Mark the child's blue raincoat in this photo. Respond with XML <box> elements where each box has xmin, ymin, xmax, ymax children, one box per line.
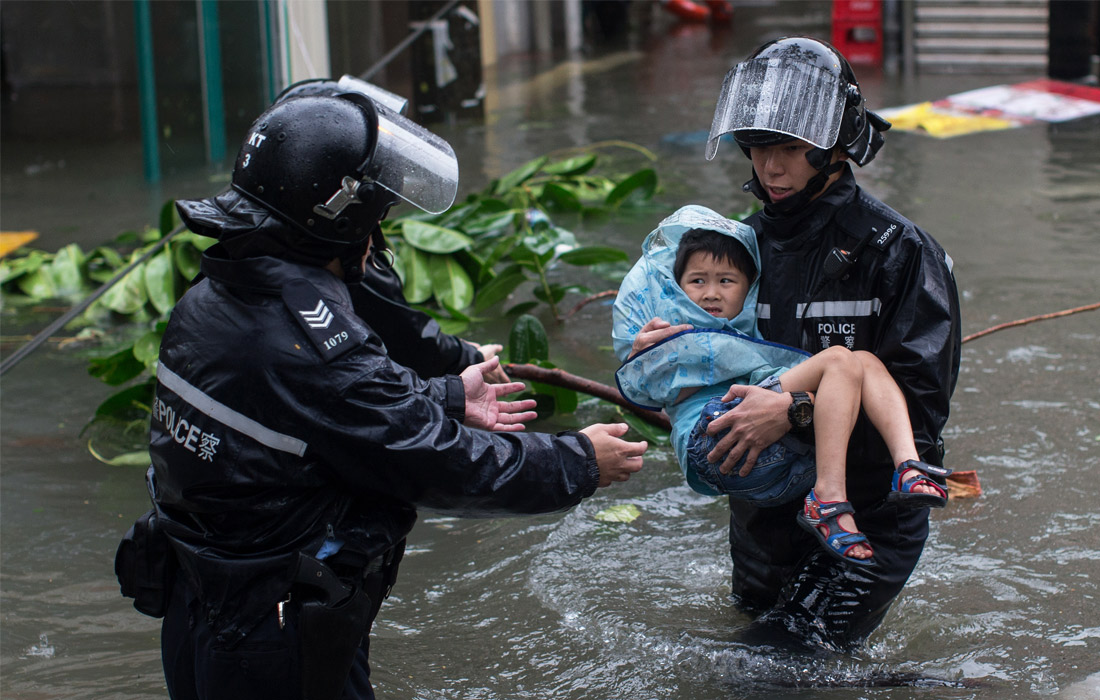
<box><xmin>611</xmin><ymin>205</ymin><xmax>810</xmax><ymax>495</ymax></box>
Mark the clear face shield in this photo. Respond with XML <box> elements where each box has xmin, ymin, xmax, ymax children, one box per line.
<box><xmin>314</xmin><ymin>98</ymin><xmax>460</xmax><ymax>220</ymax></box>
<box><xmin>706</xmin><ymin>57</ymin><xmax>847</xmax><ymax>160</ymax></box>
<box><xmin>367</xmin><ymin>101</ymin><xmax>459</xmax><ymax>214</ymax></box>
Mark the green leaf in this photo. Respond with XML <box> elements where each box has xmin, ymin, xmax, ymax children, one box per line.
<box><xmin>429</xmin><ymin>254</ymin><xmax>474</xmax><ymax>310</ymax></box>
<box><xmin>606</xmin><ymin>168</ymin><xmax>658</xmax><ymax>207</ymax></box>
<box><xmin>16</xmin><ymin>266</ymin><xmax>58</xmax><ymax>299</ymax></box>
<box><xmin>439</xmin><ymin>300</ymin><xmax>472</xmax><ymax>323</ymax></box>
<box><xmin>532</xmin><ymin>364</ymin><xmax>579</xmax><ymax>414</ymax></box>
<box><xmin>144</xmin><ymin>247</ymin><xmax>177</xmax><ymax>315</ymax></box>
<box><xmin>532</xmin><ymin>283</ymin><xmax>567</xmax><ymax>305</ymax></box>
<box><xmin>400</xmin><ymin>245</ymin><xmax>434</xmax><ymax>304</ymax></box>
<box><xmin>557</xmin><ymin>245</ymin><xmax>629</xmax><ymax>266</ymax></box>
<box><xmin>88</xmin><ymin>347</ymin><xmax>145</xmax><ymax>386</ymax></box>
<box><xmin>481</xmin><ymin>235</ymin><xmax>517</xmax><ymax>274</ymax></box>
<box><xmin>98</xmin><ymin>258</ymin><xmax>148</xmax><ymax>315</ymax></box>
<box><xmin>462</xmin><ymin>209</ymin><xmax>517</xmax><ymax>237</ymax></box>
<box><xmin>88</xmin><ymin>448</ymin><xmax>153</xmax><ymax>467</ymax></box>
<box><xmin>506</xmin><ymin>301</ymin><xmax>539</xmax><ymax>316</ymax></box>
<box><xmin>435</xmin><ymin>317</ymin><xmax>469</xmax><ymax>336</ymax></box>
<box><xmin>172</xmin><ymin>234</ymin><xmax>210</xmax><ymax>282</ymax></box>
<box><xmin>87</xmin><ymin>246</ymin><xmax>125</xmax><ymax>283</ymax></box>
<box><xmin>402</xmin><ymin>220</ymin><xmax>474</xmax><ymax>254</ymax></box>
<box><xmin>94</xmin><ymin>381</ymin><xmax>155</xmax><ymax>419</ymax></box>
<box><xmin>542</xmin><ymin>154</ymin><xmax>597</xmax><ymax>176</ymax></box>
<box><xmin>473</xmin><ymin>267</ymin><xmax>527</xmax><ymax>312</ymax></box>
<box><xmin>1</xmin><ymin>250</ymin><xmax>47</xmax><ymax>285</ymax></box>
<box><xmin>508</xmin><ymin>314</ymin><xmax>549</xmax><ymax>364</ymax></box>
<box><xmin>159</xmin><ymin>200</ymin><xmax>179</xmax><ymax>239</ymax></box>
<box><xmin>132</xmin><ymin>329</ymin><xmax>163</xmax><ymax>370</ymax></box>
<box><xmin>493</xmin><ymin>156</ymin><xmax>548</xmax><ymax>196</ymax></box>
<box><xmin>539</xmin><ymin>183</ymin><xmax>583</xmax><ymax>211</ymax></box>
<box><xmin>415</xmin><ymin>304</ymin><xmax>471</xmax><ymax>336</ymax></box>
<box><xmin>50</xmin><ymin>244</ymin><xmax>87</xmax><ymax>296</ymax></box>
<box><xmin>594</xmin><ymin>504</ymin><xmax>642</xmax><ymax>523</ymax></box>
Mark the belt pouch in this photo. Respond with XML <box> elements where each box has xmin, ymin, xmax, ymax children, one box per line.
<box><xmin>114</xmin><ymin>506</ymin><xmax>176</xmax><ymax>618</ymax></box>
<box><xmin>298</xmin><ymin>581</ymin><xmax>372</xmax><ymax>700</ymax></box>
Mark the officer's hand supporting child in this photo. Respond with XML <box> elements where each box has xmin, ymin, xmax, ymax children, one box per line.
<box><xmin>706</xmin><ymin>384</ymin><xmax>792</xmax><ymax>477</ymax></box>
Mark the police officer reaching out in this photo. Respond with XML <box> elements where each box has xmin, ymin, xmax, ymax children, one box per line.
<box><xmin>139</xmin><ymin>92</ymin><xmax>646</xmax><ymax>699</ymax></box>
<box><xmin>643</xmin><ymin>37</ymin><xmax>961</xmax><ymax>649</ymax></box>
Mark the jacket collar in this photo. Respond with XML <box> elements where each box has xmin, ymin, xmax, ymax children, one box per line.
<box><xmin>200</xmin><ymin>244</ymin><xmax>351</xmax><ymax>303</ymax></box>
<box><xmin>757</xmin><ymin>165</ymin><xmax>858</xmax><ymax>245</ymax></box>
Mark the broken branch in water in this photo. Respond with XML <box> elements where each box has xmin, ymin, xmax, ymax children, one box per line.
<box><xmin>503</xmin><ymin>362</ymin><xmax>670</xmax><ymax>431</ymax></box>
<box><xmin>960</xmin><ymin>301</ymin><xmax>1096</xmax><ymax>344</ymax></box>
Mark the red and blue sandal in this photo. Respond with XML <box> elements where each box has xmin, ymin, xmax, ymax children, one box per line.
<box><xmin>889</xmin><ymin>460</ymin><xmax>951</xmax><ymax>509</ymax></box>
<box><xmin>796</xmin><ymin>490</ymin><xmax>875</xmax><ymax>567</ymax></box>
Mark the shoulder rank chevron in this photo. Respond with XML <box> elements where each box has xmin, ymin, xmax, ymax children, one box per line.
<box><xmin>281</xmin><ymin>279</ymin><xmax>358</xmax><ymax>362</ymax></box>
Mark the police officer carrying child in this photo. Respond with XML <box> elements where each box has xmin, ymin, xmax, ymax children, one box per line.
<box><xmin>130</xmin><ymin>90</ymin><xmax>646</xmax><ymax>699</ymax></box>
<box><xmin>640</xmin><ymin>36</ymin><xmax>962</xmax><ymax>649</ymax></box>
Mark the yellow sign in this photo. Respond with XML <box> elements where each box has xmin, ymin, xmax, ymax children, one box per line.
<box><xmin>0</xmin><ymin>231</ymin><xmax>39</xmax><ymax>258</ymax></box>
<box><xmin>879</xmin><ymin>102</ymin><xmax>1017</xmax><ymax>138</ymax></box>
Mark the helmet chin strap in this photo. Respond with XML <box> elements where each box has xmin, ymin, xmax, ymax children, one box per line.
<box><xmin>742</xmin><ymin>148</ymin><xmax>845</xmax><ymax>216</ymax></box>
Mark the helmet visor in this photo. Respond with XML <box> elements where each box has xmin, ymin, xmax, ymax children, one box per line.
<box><xmin>366</xmin><ymin>102</ymin><xmax>460</xmax><ymax>215</ymax></box>
<box><xmin>336</xmin><ymin>75</ymin><xmax>410</xmax><ymax>115</ymax></box>
<box><xmin>706</xmin><ymin>57</ymin><xmax>846</xmax><ymax>160</ymax></box>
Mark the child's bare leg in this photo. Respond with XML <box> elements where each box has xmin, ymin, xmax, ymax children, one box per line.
<box><xmin>854</xmin><ymin>351</ymin><xmax>940</xmax><ymax>497</ymax></box>
<box><xmin>779</xmin><ymin>346</ymin><xmax>871</xmax><ymax>559</ymax></box>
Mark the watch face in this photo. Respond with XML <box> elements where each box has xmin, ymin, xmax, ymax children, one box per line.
<box><xmin>790</xmin><ymin>395</ymin><xmax>813</xmax><ymax>428</ymax></box>
<box><xmin>793</xmin><ymin>403</ymin><xmax>813</xmax><ymax>426</ymax></box>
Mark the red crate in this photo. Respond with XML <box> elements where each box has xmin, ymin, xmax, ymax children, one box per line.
<box><xmin>832</xmin><ymin>0</ymin><xmax>881</xmax><ymax>23</ymax></box>
<box><xmin>831</xmin><ymin>17</ymin><xmax>882</xmax><ymax>65</ymax></box>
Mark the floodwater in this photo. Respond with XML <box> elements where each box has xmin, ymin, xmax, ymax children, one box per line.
<box><xmin>3</xmin><ymin>7</ymin><xmax>1099</xmax><ymax>700</ymax></box>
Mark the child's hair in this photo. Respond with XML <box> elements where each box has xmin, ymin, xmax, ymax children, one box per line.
<box><xmin>673</xmin><ymin>228</ymin><xmax>757</xmax><ymax>284</ymax></box>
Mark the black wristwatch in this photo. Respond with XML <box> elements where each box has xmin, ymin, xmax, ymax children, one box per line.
<box><xmin>787</xmin><ymin>391</ymin><xmax>814</xmax><ymax>430</ymax></box>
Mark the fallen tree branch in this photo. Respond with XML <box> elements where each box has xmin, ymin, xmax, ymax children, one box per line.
<box><xmin>504</xmin><ymin>363</ymin><xmax>670</xmax><ymax>431</ymax></box>
<box><xmin>565</xmin><ymin>290</ymin><xmax>618</xmax><ymax>319</ymax></box>
<box><xmin>962</xmin><ymin>301</ymin><xmax>1100</xmax><ymax>344</ymax></box>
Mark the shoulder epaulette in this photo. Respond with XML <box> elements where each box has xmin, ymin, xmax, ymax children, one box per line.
<box><xmin>281</xmin><ymin>279</ymin><xmax>358</xmax><ymax>362</ymax></box>
<box><xmin>838</xmin><ymin>199</ymin><xmax>903</xmax><ymax>252</ymax></box>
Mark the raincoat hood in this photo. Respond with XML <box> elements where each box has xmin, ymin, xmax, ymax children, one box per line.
<box><xmin>612</xmin><ymin>205</ymin><xmax>808</xmax><ymax>410</ymax></box>
<box><xmin>624</xmin><ymin>204</ymin><xmax>763</xmax><ymax>343</ymax></box>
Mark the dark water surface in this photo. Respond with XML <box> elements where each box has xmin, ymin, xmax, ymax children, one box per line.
<box><xmin>3</xmin><ymin>10</ymin><xmax>1099</xmax><ymax>700</ymax></box>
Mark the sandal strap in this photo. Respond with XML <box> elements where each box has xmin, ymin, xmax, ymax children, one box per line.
<box><xmin>827</xmin><ymin>530</ymin><xmax>870</xmax><ymax>550</ymax></box>
<box><xmin>898</xmin><ymin>459</ymin><xmax>952</xmax><ymax>479</ymax></box>
<box><xmin>805</xmin><ymin>491</ymin><xmax>856</xmax><ymax>519</ymax></box>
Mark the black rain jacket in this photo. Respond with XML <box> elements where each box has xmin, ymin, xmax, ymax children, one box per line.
<box><xmin>150</xmin><ymin>246</ymin><xmax>599</xmax><ymax>644</ymax></box>
<box><xmin>350</xmin><ymin>258</ymin><xmax>483</xmax><ymax>378</ymax></box>
<box><xmin>746</xmin><ymin>165</ymin><xmax>961</xmax><ymax>506</ymax></box>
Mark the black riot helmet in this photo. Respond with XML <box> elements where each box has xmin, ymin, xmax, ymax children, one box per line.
<box><xmin>176</xmin><ymin>90</ymin><xmax>458</xmax><ymax>271</ymax></box>
<box><xmin>230</xmin><ymin>94</ymin><xmax>387</xmax><ymax>250</ymax></box>
<box><xmin>706</xmin><ymin>36</ymin><xmax>890</xmax><ymax>167</ymax></box>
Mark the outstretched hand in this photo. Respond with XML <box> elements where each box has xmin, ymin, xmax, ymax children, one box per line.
<box><xmin>705</xmin><ymin>384</ymin><xmax>791</xmax><ymax>476</ymax></box>
<box><xmin>460</xmin><ymin>356</ymin><xmax>538</xmax><ymax>432</ymax></box>
<box><xmin>630</xmin><ymin>317</ymin><xmax>693</xmax><ymax>357</ymax></box>
<box><xmin>580</xmin><ymin>423</ymin><xmax>647</xmax><ymax>486</ymax></box>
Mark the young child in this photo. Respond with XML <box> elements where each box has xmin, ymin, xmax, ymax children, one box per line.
<box><xmin>612</xmin><ymin>205</ymin><xmax>950</xmax><ymax>565</ymax></box>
